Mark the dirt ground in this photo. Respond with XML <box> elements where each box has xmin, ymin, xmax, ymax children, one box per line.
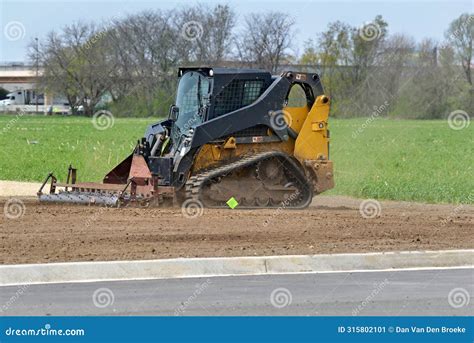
<box><xmin>0</xmin><ymin>196</ymin><xmax>473</xmax><ymax>265</ymax></box>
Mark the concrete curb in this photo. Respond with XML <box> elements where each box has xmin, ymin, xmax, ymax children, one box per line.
<box><xmin>1</xmin><ymin>249</ymin><xmax>473</xmax><ymax>286</ymax></box>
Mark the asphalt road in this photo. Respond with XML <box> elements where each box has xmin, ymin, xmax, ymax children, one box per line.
<box><xmin>0</xmin><ymin>268</ymin><xmax>472</xmax><ymax>316</ymax></box>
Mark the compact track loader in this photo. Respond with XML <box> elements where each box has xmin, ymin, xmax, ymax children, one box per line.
<box><xmin>38</xmin><ymin>67</ymin><xmax>334</xmax><ymax>208</ymax></box>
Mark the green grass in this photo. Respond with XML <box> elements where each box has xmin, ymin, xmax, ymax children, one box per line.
<box><xmin>0</xmin><ymin>115</ymin><xmax>150</xmax><ymax>183</ymax></box>
<box><xmin>0</xmin><ymin>115</ymin><xmax>472</xmax><ymax>204</ymax></box>
<box><xmin>326</xmin><ymin>118</ymin><xmax>473</xmax><ymax>204</ymax></box>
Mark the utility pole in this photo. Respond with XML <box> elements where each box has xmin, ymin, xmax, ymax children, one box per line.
<box><xmin>35</xmin><ymin>37</ymin><xmax>39</xmax><ymax>113</ymax></box>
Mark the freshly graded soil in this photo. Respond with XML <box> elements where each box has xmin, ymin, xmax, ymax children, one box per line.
<box><xmin>0</xmin><ymin>196</ymin><xmax>472</xmax><ymax>264</ymax></box>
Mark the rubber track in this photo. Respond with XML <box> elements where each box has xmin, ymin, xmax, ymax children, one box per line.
<box><xmin>185</xmin><ymin>151</ymin><xmax>313</xmax><ymax>209</ymax></box>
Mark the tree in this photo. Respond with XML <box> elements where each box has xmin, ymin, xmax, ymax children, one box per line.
<box><xmin>107</xmin><ymin>10</ymin><xmax>180</xmax><ymax>115</ymax></box>
<box><xmin>237</xmin><ymin>12</ymin><xmax>295</xmax><ymax>73</ymax></box>
<box><xmin>105</xmin><ymin>5</ymin><xmax>236</xmax><ymax>116</ymax></box>
<box><xmin>445</xmin><ymin>13</ymin><xmax>474</xmax><ymax>85</ymax></box>
<box><xmin>299</xmin><ymin>39</ymin><xmax>320</xmax><ymax>66</ymax></box>
<box><xmin>30</xmin><ymin>22</ymin><xmax>117</xmax><ymax>115</ymax></box>
<box><xmin>351</xmin><ymin>15</ymin><xmax>388</xmax><ymax>83</ymax></box>
<box><xmin>314</xmin><ymin>21</ymin><xmax>352</xmax><ymax>104</ymax></box>
<box><xmin>172</xmin><ymin>4</ymin><xmax>236</xmax><ymax>65</ymax></box>
<box><xmin>394</xmin><ymin>39</ymin><xmax>446</xmax><ymax>118</ymax></box>
<box><xmin>318</xmin><ymin>21</ymin><xmax>352</xmax><ymax>67</ymax></box>
<box><xmin>375</xmin><ymin>34</ymin><xmax>415</xmax><ymax>104</ymax></box>
<box><xmin>207</xmin><ymin>4</ymin><xmax>236</xmax><ymax>64</ymax></box>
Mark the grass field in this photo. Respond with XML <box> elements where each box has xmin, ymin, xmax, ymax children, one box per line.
<box><xmin>0</xmin><ymin>115</ymin><xmax>472</xmax><ymax>204</ymax></box>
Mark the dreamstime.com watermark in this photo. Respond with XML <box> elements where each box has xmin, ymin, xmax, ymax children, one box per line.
<box><xmin>3</xmin><ymin>21</ymin><xmax>26</xmax><ymax>41</ymax></box>
<box><xmin>92</xmin><ymin>287</ymin><xmax>115</xmax><ymax>308</ymax></box>
<box><xmin>263</xmin><ymin>190</ymin><xmax>300</xmax><ymax>227</ymax></box>
<box><xmin>359</xmin><ymin>199</ymin><xmax>382</xmax><ymax>219</ymax></box>
<box><xmin>269</xmin><ymin>109</ymin><xmax>292</xmax><ymax>131</ymax></box>
<box><xmin>447</xmin><ymin>110</ymin><xmax>470</xmax><ymax>131</ymax></box>
<box><xmin>78</xmin><ymin>13</ymin><xmax>123</xmax><ymax>53</ymax></box>
<box><xmin>92</xmin><ymin>110</ymin><xmax>115</xmax><ymax>131</ymax></box>
<box><xmin>270</xmin><ymin>287</ymin><xmax>293</xmax><ymax>309</ymax></box>
<box><xmin>182</xmin><ymin>113</ymin><xmax>201</xmax><ymax>132</ymax></box>
<box><xmin>3</xmin><ymin>198</ymin><xmax>26</xmax><ymax>219</ymax></box>
<box><xmin>438</xmin><ymin>194</ymin><xmax>473</xmax><ymax>228</ymax></box>
<box><xmin>352</xmin><ymin>278</ymin><xmax>389</xmax><ymax>315</ymax></box>
<box><xmin>439</xmin><ymin>204</ymin><xmax>464</xmax><ymax>227</ymax></box>
<box><xmin>352</xmin><ymin>101</ymin><xmax>389</xmax><ymax>139</ymax></box>
<box><xmin>439</xmin><ymin>14</ymin><xmax>474</xmax><ymax>49</ymax></box>
<box><xmin>4</xmin><ymin>324</ymin><xmax>85</xmax><ymax>337</ymax></box>
<box><xmin>174</xmin><ymin>279</ymin><xmax>212</xmax><ymax>315</ymax></box>
<box><xmin>84</xmin><ymin>204</ymin><xmax>114</xmax><ymax>227</ymax></box>
<box><xmin>448</xmin><ymin>287</ymin><xmax>470</xmax><ymax>309</ymax></box>
<box><xmin>181</xmin><ymin>199</ymin><xmax>204</xmax><ymax>219</ymax></box>
<box><xmin>0</xmin><ymin>282</ymin><xmax>32</xmax><ymax>313</ymax></box>
<box><xmin>181</xmin><ymin>20</ymin><xmax>204</xmax><ymax>42</ymax></box>
<box><xmin>358</xmin><ymin>21</ymin><xmax>382</xmax><ymax>42</ymax></box>
<box><xmin>0</xmin><ymin>109</ymin><xmax>26</xmax><ymax>135</ymax></box>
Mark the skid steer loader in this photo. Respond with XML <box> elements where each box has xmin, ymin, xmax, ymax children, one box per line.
<box><xmin>38</xmin><ymin>67</ymin><xmax>334</xmax><ymax>208</ymax></box>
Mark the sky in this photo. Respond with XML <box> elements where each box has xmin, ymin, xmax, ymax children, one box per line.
<box><xmin>0</xmin><ymin>0</ymin><xmax>472</xmax><ymax>62</ymax></box>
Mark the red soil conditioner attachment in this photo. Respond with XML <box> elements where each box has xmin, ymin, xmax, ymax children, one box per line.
<box><xmin>37</xmin><ymin>144</ymin><xmax>174</xmax><ymax>207</ymax></box>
